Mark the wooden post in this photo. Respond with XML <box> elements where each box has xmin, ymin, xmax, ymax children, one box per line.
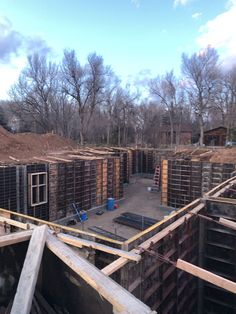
<box><xmin>11</xmin><ymin>225</ymin><xmax>48</xmax><ymax>314</ymax></box>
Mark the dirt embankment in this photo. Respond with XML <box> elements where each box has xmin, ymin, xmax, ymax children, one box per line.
<box><xmin>174</xmin><ymin>146</ymin><xmax>236</xmax><ymax>164</ymax></box>
<box><xmin>0</xmin><ymin>126</ymin><xmax>77</xmax><ymax>162</ymax></box>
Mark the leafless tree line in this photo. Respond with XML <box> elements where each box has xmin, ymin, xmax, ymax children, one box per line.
<box><xmin>1</xmin><ymin>47</ymin><xmax>236</xmax><ymax>146</ymax></box>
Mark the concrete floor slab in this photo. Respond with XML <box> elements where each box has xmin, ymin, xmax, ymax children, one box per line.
<box><xmin>75</xmin><ymin>177</ymin><xmax>175</xmax><ymax>240</ymax></box>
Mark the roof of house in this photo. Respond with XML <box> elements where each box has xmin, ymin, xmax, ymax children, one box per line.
<box><xmin>204</xmin><ymin>126</ymin><xmax>227</xmax><ymax>134</ymax></box>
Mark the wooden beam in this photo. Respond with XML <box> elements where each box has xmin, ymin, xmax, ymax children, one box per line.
<box><xmin>57</xmin><ymin>233</ymin><xmax>141</xmax><ymax>262</ymax></box>
<box><xmin>219</xmin><ymin>217</ymin><xmax>236</xmax><ymax>231</ymax></box>
<box><xmin>47</xmin><ymin>156</ymin><xmax>72</xmax><ymax>162</ymax></box>
<box><xmin>102</xmin><ymin>203</ymin><xmax>204</xmax><ymax>276</ymax></box>
<box><xmin>176</xmin><ymin>259</ymin><xmax>236</xmax><ymax>294</ymax></box>
<box><xmin>0</xmin><ymin>207</ymin><xmax>123</xmax><ymax>245</ymax></box>
<box><xmin>205</xmin><ymin>177</ymin><xmax>236</xmax><ymax>197</ymax></box>
<box><xmin>101</xmin><ymin>249</ymin><xmax>139</xmax><ymax>276</ymax></box>
<box><xmin>11</xmin><ymin>225</ymin><xmax>48</xmax><ymax>314</ymax></box>
<box><xmin>206</xmin><ymin>196</ymin><xmax>236</xmax><ymax>205</ymax></box>
<box><xmin>0</xmin><ymin>230</ymin><xmax>33</xmax><ymax>247</ymax></box>
<box><xmin>33</xmin><ymin>157</ymin><xmax>57</xmax><ymax>164</ymax></box>
<box><xmin>0</xmin><ymin>216</ymin><xmax>29</xmax><ymax>230</ymax></box>
<box><xmin>46</xmin><ymin>233</ymin><xmax>155</xmax><ymax>314</ymax></box>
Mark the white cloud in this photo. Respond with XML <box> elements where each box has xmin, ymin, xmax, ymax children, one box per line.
<box><xmin>0</xmin><ymin>16</ymin><xmax>51</xmax><ymax>99</ymax></box>
<box><xmin>131</xmin><ymin>0</ymin><xmax>140</xmax><ymax>8</ymax></box>
<box><xmin>0</xmin><ymin>57</ymin><xmax>26</xmax><ymax>99</ymax></box>
<box><xmin>174</xmin><ymin>0</ymin><xmax>191</xmax><ymax>7</ymax></box>
<box><xmin>192</xmin><ymin>12</ymin><xmax>202</xmax><ymax>19</ymax></box>
<box><xmin>197</xmin><ymin>2</ymin><xmax>236</xmax><ymax>65</ymax></box>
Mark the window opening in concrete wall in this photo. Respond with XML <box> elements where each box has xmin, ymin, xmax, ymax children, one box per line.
<box><xmin>29</xmin><ymin>172</ymin><xmax>48</xmax><ymax>206</ymax></box>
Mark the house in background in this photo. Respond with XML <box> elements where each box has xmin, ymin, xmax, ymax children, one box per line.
<box><xmin>160</xmin><ymin>125</ymin><xmax>192</xmax><ymax>146</ymax></box>
<box><xmin>204</xmin><ymin>126</ymin><xmax>227</xmax><ymax>146</ymax></box>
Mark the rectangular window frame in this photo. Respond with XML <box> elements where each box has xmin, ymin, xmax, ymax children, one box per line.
<box><xmin>29</xmin><ymin>172</ymin><xmax>48</xmax><ymax>206</ymax></box>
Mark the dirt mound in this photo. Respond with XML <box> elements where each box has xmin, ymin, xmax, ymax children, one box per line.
<box><xmin>0</xmin><ymin>126</ymin><xmax>77</xmax><ymax>162</ymax></box>
<box><xmin>209</xmin><ymin>147</ymin><xmax>236</xmax><ymax>163</ymax></box>
<box><xmin>175</xmin><ymin>146</ymin><xmax>236</xmax><ymax>164</ymax></box>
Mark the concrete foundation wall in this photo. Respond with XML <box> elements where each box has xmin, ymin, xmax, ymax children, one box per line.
<box><xmin>162</xmin><ymin>160</ymin><xmax>236</xmax><ymax>208</ymax></box>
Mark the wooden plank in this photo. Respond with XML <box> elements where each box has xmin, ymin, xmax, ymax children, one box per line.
<box><xmin>57</xmin><ymin>233</ymin><xmax>141</xmax><ymax>262</ymax></box>
<box><xmin>11</xmin><ymin>225</ymin><xmax>48</xmax><ymax>314</ymax></box>
<box><xmin>46</xmin><ymin>233</ymin><xmax>155</xmax><ymax>314</ymax></box>
<box><xmin>205</xmin><ymin>176</ymin><xmax>236</xmax><ymax>197</ymax></box>
<box><xmin>0</xmin><ymin>216</ymin><xmax>29</xmax><ymax>230</ymax></box>
<box><xmin>0</xmin><ymin>211</ymin><xmax>11</xmax><ymax>235</ymax></box>
<box><xmin>47</xmin><ymin>156</ymin><xmax>72</xmax><ymax>162</ymax></box>
<box><xmin>0</xmin><ymin>230</ymin><xmax>33</xmax><ymax>247</ymax></box>
<box><xmin>0</xmin><ymin>208</ymin><xmax>123</xmax><ymax>245</ymax></box>
<box><xmin>176</xmin><ymin>259</ymin><xmax>236</xmax><ymax>295</ymax></box>
<box><xmin>33</xmin><ymin>157</ymin><xmax>57</xmax><ymax>164</ymax></box>
<box><xmin>219</xmin><ymin>217</ymin><xmax>236</xmax><ymax>231</ymax></box>
<box><xmin>206</xmin><ymin>196</ymin><xmax>236</xmax><ymax>205</ymax></box>
<box><xmin>102</xmin><ymin>203</ymin><xmax>204</xmax><ymax>276</ymax></box>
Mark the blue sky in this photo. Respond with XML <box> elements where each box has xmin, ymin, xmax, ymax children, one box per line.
<box><xmin>0</xmin><ymin>0</ymin><xmax>235</xmax><ymax>98</ymax></box>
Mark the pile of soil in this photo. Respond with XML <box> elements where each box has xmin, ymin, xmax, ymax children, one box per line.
<box><xmin>0</xmin><ymin>126</ymin><xmax>77</xmax><ymax>162</ymax></box>
<box><xmin>175</xmin><ymin>146</ymin><xmax>236</xmax><ymax>164</ymax></box>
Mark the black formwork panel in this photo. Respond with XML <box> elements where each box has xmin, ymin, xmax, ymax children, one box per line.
<box><xmin>107</xmin><ymin>158</ymin><xmax>114</xmax><ymax>198</ymax></box>
<box><xmin>73</xmin><ymin>160</ymin><xmax>84</xmax><ymax>210</ymax></box>
<box><xmin>131</xmin><ymin>150</ymin><xmax>137</xmax><ymax>174</ymax></box>
<box><xmin>0</xmin><ymin>166</ymin><xmax>17</xmax><ymax>211</ymax></box>
<box><xmin>142</xmin><ymin>151</ymin><xmax>147</xmax><ymax>173</ymax></box>
<box><xmin>26</xmin><ymin>163</ymin><xmax>49</xmax><ymax>220</ymax></box>
<box><xmin>57</xmin><ymin>163</ymin><xmax>67</xmax><ymax>216</ymax></box>
<box><xmin>65</xmin><ymin>162</ymin><xmax>75</xmax><ymax>211</ymax></box>
<box><xmin>147</xmin><ymin>151</ymin><xmax>154</xmax><ymax>174</ymax></box>
<box><xmin>201</xmin><ymin>201</ymin><xmax>236</xmax><ymax>314</ymax></box>
<box><xmin>119</xmin><ymin>157</ymin><xmax>124</xmax><ymax>199</ymax></box>
<box><xmin>167</xmin><ymin>160</ymin><xmax>202</xmax><ymax>208</ymax></box>
<box><xmin>122</xmin><ymin>152</ymin><xmax>129</xmax><ymax>184</ymax></box>
<box><xmin>90</xmin><ymin>160</ymin><xmax>97</xmax><ymax>208</ymax></box>
<box><xmin>81</xmin><ymin>161</ymin><xmax>91</xmax><ymax>211</ymax></box>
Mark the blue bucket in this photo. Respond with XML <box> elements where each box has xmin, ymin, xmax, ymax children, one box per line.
<box><xmin>80</xmin><ymin>211</ymin><xmax>88</xmax><ymax>222</ymax></box>
<box><xmin>107</xmin><ymin>198</ymin><xmax>115</xmax><ymax>211</ymax></box>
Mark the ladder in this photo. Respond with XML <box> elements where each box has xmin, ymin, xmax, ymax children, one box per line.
<box><xmin>153</xmin><ymin>165</ymin><xmax>161</xmax><ymax>188</ymax></box>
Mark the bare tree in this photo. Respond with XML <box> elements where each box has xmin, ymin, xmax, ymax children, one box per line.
<box><xmin>61</xmin><ymin>50</ymin><xmax>108</xmax><ymax>145</ymax></box>
<box><xmin>149</xmin><ymin>70</ymin><xmax>179</xmax><ymax>147</ymax></box>
<box><xmin>10</xmin><ymin>54</ymin><xmax>59</xmax><ymax>133</ymax></box>
<box><xmin>220</xmin><ymin>66</ymin><xmax>236</xmax><ymax>140</ymax></box>
<box><xmin>103</xmin><ymin>74</ymin><xmax>120</xmax><ymax>145</ymax></box>
<box><xmin>181</xmin><ymin>47</ymin><xmax>220</xmax><ymax>145</ymax></box>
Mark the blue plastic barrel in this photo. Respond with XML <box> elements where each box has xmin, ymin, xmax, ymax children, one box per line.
<box><xmin>80</xmin><ymin>211</ymin><xmax>88</xmax><ymax>222</ymax></box>
<box><xmin>107</xmin><ymin>198</ymin><xmax>115</xmax><ymax>211</ymax></box>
